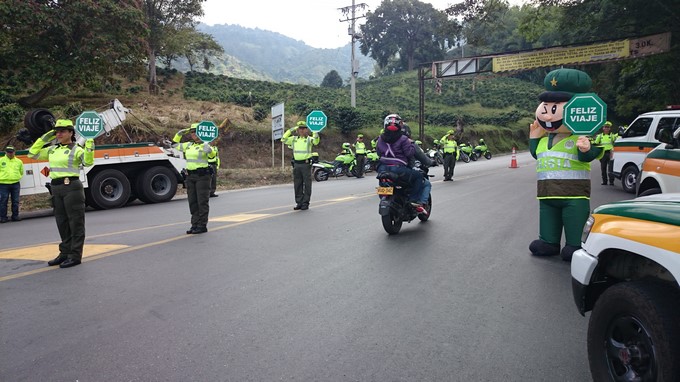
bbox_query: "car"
[571,193,680,381]
[611,108,680,193]
[636,122,680,196]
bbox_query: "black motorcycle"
[376,167,432,235]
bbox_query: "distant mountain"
[197,24,376,85]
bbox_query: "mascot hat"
[539,68,592,102]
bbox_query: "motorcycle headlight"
[581,215,595,244]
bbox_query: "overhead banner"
[492,40,630,72]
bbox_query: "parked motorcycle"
[312,151,359,181]
[458,143,474,162]
[364,150,380,173]
[376,166,432,235]
[427,147,443,166]
[472,139,492,160]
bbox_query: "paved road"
[0,152,632,381]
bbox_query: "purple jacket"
[377,135,415,166]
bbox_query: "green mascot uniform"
[528,68,603,262]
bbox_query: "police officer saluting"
[173,123,217,234]
[29,119,95,268]
[281,121,319,210]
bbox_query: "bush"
[63,101,84,118]
[253,104,268,122]
[0,103,24,134]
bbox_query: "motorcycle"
[376,165,432,235]
[458,143,474,162]
[312,151,359,181]
[364,150,380,174]
[426,147,443,166]
[472,142,492,160]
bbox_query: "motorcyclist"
[376,115,426,215]
[340,142,354,156]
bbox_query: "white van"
[611,109,680,193]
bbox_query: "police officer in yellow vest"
[353,134,367,178]
[440,130,459,181]
[173,123,216,234]
[281,121,319,210]
[29,119,95,268]
[593,121,618,185]
[208,143,220,197]
[528,69,603,262]
[0,146,24,223]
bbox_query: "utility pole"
[339,1,368,108]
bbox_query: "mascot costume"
[528,68,604,262]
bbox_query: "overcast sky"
[200,0,527,49]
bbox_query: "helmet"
[479,138,485,143]
[54,119,74,130]
[401,123,412,138]
[342,142,351,149]
[415,140,422,145]
[383,114,402,131]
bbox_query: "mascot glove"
[40,129,56,142]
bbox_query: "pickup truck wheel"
[621,166,639,194]
[638,187,661,197]
[88,169,131,209]
[136,166,178,204]
[587,281,680,382]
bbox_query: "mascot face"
[535,101,570,133]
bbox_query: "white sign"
[271,103,284,140]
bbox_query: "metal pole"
[418,67,425,141]
[350,0,356,108]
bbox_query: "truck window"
[622,117,653,138]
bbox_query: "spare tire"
[24,108,55,137]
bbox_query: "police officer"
[29,119,95,268]
[593,121,618,185]
[173,123,216,234]
[353,134,366,178]
[208,141,220,197]
[440,130,459,181]
[281,121,319,210]
[0,146,23,223]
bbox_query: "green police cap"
[5,146,15,152]
[54,119,75,130]
[357,134,364,138]
[539,68,592,102]
[603,121,612,127]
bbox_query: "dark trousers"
[186,172,211,228]
[355,154,365,178]
[443,152,456,179]
[293,162,312,206]
[209,163,218,194]
[51,180,86,261]
[0,182,20,219]
[599,150,613,184]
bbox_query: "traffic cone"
[509,146,519,168]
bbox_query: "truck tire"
[24,109,55,137]
[621,166,639,194]
[135,166,178,204]
[87,169,131,209]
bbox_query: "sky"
[200,0,526,50]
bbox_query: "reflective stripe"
[536,151,578,161]
[293,137,313,160]
[186,158,208,164]
[537,170,590,180]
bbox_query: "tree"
[160,28,223,72]
[0,0,148,106]
[359,0,459,74]
[143,0,205,94]
[321,70,344,88]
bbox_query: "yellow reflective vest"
[0,156,23,184]
[536,135,596,199]
[175,142,216,170]
[29,139,94,178]
[281,129,320,160]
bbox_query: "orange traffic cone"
[509,146,519,168]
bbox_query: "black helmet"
[383,114,402,132]
[401,123,411,138]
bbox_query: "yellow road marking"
[329,196,358,202]
[0,244,128,261]
[211,213,270,222]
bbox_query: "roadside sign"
[196,120,218,143]
[75,111,103,139]
[306,110,327,132]
[563,93,607,135]
[272,103,284,140]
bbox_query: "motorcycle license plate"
[376,186,394,195]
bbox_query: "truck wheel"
[87,169,131,209]
[621,166,639,194]
[587,281,680,382]
[638,187,661,197]
[24,108,55,136]
[136,166,178,204]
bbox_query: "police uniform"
[0,146,23,222]
[440,131,458,181]
[29,120,95,268]
[593,124,618,185]
[173,125,216,234]
[281,122,319,210]
[353,135,366,178]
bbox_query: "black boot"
[560,245,580,262]
[529,240,560,257]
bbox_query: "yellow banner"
[492,40,630,72]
